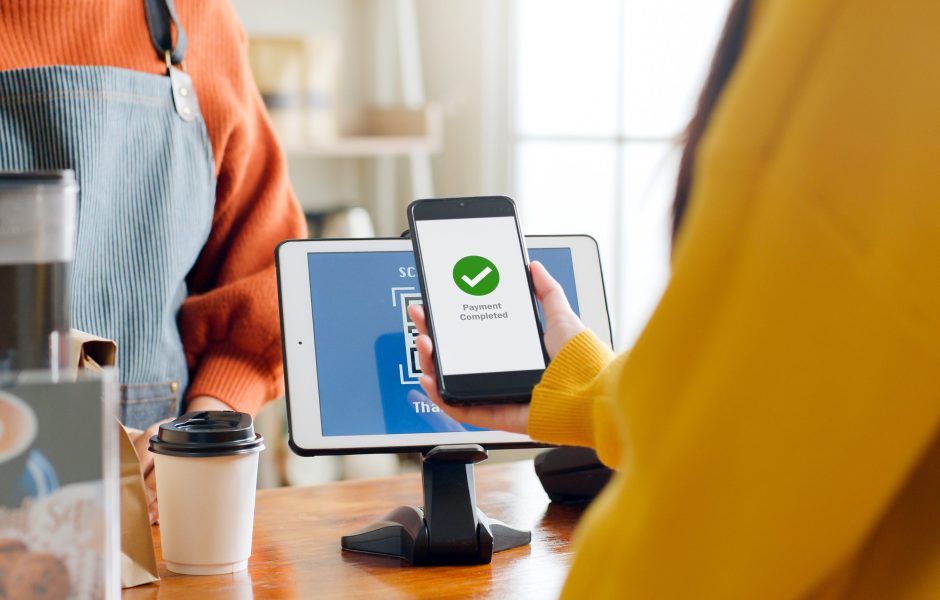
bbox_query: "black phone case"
[407,196,548,406]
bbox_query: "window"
[512,0,731,347]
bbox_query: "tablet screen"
[306,248,581,437]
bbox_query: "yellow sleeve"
[556,0,940,598]
[527,330,623,468]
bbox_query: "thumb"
[531,261,572,319]
[530,261,586,358]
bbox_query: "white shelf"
[284,105,442,158]
[285,136,437,158]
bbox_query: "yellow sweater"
[528,0,940,598]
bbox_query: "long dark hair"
[672,0,754,241]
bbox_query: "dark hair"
[672,0,754,241]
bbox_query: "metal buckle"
[164,49,185,74]
[166,50,196,122]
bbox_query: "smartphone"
[407,196,548,405]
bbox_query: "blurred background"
[233,0,732,487]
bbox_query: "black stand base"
[341,444,531,565]
[534,447,613,504]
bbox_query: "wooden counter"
[123,461,585,599]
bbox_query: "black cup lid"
[149,411,264,458]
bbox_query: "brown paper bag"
[70,328,117,370]
[72,329,160,588]
[117,424,160,587]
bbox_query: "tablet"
[276,235,612,455]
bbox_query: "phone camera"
[459,201,465,207]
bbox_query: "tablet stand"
[341,444,531,565]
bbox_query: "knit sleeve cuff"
[186,346,283,416]
[527,329,615,447]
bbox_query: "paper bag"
[70,328,117,370]
[117,424,160,587]
[72,328,160,587]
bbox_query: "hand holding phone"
[407,261,586,430]
[408,196,548,405]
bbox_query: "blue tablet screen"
[307,248,580,436]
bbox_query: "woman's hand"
[407,261,585,433]
[529,261,588,358]
[128,395,233,523]
[126,420,170,524]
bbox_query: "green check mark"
[453,255,500,296]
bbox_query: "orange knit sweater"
[0,0,306,415]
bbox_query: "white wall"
[416,0,487,197]
[228,0,501,222]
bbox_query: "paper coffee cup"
[149,411,264,575]
[0,390,38,506]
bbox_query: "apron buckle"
[164,49,185,74]
[166,51,197,123]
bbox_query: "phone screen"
[414,215,546,377]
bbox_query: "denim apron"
[0,1,214,428]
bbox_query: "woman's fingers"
[408,304,427,335]
[414,331,529,434]
[530,261,586,357]
[145,470,159,524]
[531,260,576,325]
[422,389,530,434]
[136,427,158,523]
[130,419,174,524]
[531,261,567,309]
[132,427,156,479]
[405,287,531,434]
[409,303,439,383]
[414,333,437,381]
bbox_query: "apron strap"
[143,0,187,66]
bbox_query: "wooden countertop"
[123,460,586,599]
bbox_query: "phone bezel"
[407,196,550,405]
